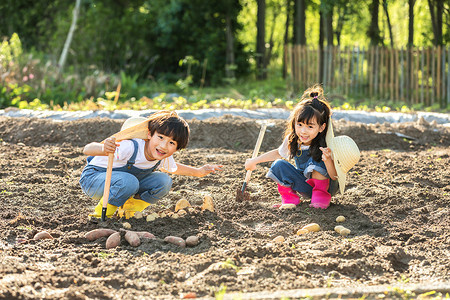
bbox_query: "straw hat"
[325,118,361,194]
[121,116,148,131]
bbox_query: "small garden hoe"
[237,123,267,200]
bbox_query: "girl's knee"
[271,159,290,171]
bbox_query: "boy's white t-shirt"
[88,139,177,173]
[278,136,310,159]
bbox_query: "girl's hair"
[147,110,190,150]
[285,85,331,161]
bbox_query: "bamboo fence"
[285,45,450,108]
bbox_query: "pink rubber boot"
[307,178,331,209]
[273,184,300,208]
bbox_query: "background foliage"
[0,0,449,111]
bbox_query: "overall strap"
[125,139,139,169]
[150,160,162,171]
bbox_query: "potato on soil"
[133,211,143,219]
[136,231,155,239]
[34,231,53,240]
[334,226,351,236]
[122,222,132,229]
[273,236,285,243]
[146,213,158,222]
[84,229,117,241]
[279,203,296,209]
[201,195,215,212]
[175,199,191,212]
[164,236,186,248]
[336,216,346,223]
[106,232,121,249]
[301,223,320,232]
[125,231,141,247]
[334,225,345,234]
[185,236,199,247]
[296,228,309,235]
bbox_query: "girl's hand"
[320,147,333,162]
[245,158,257,171]
[103,137,118,154]
[198,164,223,177]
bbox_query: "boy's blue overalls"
[80,139,172,218]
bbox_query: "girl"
[80,110,223,218]
[245,85,338,209]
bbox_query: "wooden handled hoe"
[240,123,267,195]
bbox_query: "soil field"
[0,115,449,299]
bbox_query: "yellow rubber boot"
[117,197,150,219]
[89,198,118,218]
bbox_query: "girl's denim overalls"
[266,147,339,197]
[79,140,172,207]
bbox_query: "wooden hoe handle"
[101,153,114,221]
[241,123,267,192]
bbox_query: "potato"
[273,236,285,243]
[279,203,296,209]
[175,199,191,212]
[177,209,187,216]
[181,292,197,299]
[340,228,351,236]
[106,232,121,249]
[34,231,53,240]
[185,236,199,247]
[296,228,309,235]
[336,216,346,223]
[146,213,158,222]
[122,222,132,229]
[133,211,143,219]
[301,223,320,232]
[125,231,141,247]
[84,229,117,241]
[136,231,155,239]
[334,226,351,236]
[201,195,215,212]
[334,225,345,234]
[164,236,186,248]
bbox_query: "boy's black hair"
[286,85,331,161]
[147,111,190,150]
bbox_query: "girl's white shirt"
[278,136,310,159]
[88,139,177,172]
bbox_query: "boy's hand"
[103,137,118,154]
[245,158,257,171]
[198,164,223,177]
[320,147,333,162]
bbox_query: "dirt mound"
[0,115,449,299]
[1,115,448,151]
